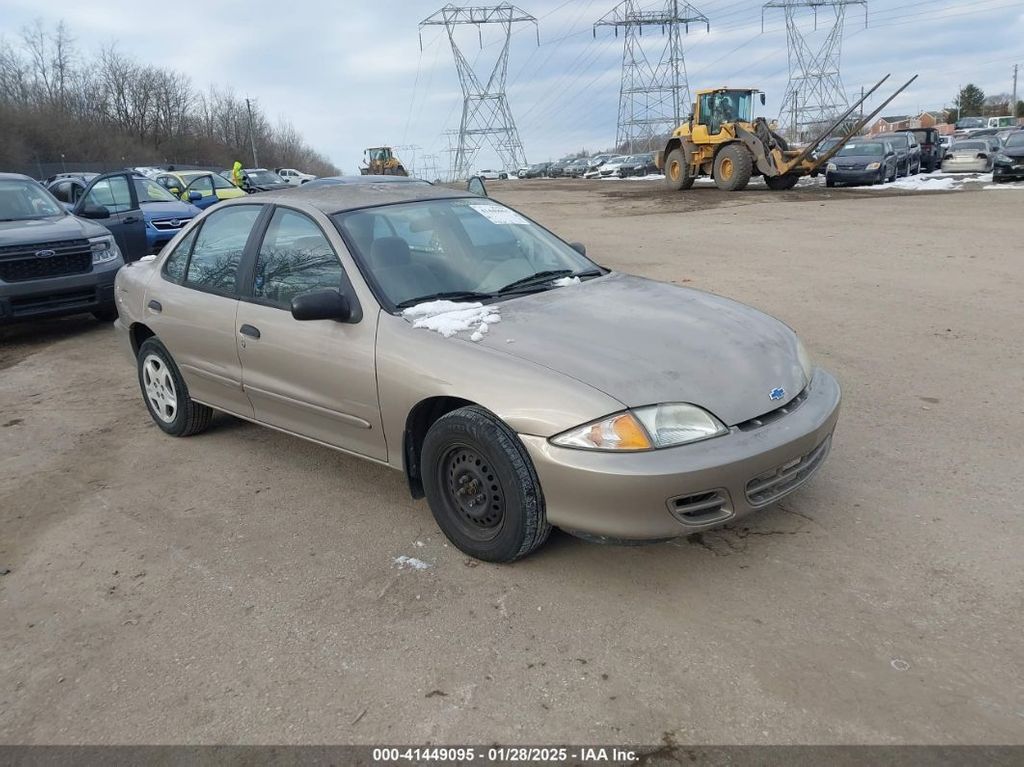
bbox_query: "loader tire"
[664,148,694,191]
[713,144,752,191]
[765,173,800,191]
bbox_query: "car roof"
[0,172,36,182]
[236,182,476,215]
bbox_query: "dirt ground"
[1,179,1022,746]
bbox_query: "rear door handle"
[147,299,162,313]
[239,324,261,339]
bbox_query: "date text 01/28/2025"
[372,746,639,762]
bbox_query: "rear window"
[953,141,986,151]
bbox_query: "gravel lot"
[1,180,1022,745]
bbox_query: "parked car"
[112,182,839,562]
[598,156,630,177]
[811,137,844,162]
[898,128,943,173]
[522,163,550,179]
[546,161,569,178]
[48,174,201,254]
[515,165,531,179]
[869,132,920,176]
[476,169,509,180]
[275,168,316,186]
[45,172,99,203]
[618,153,658,177]
[825,140,898,187]
[236,168,290,193]
[939,135,953,151]
[299,175,432,189]
[941,139,996,174]
[993,130,1024,182]
[954,116,986,138]
[154,171,248,210]
[0,172,126,323]
[564,159,590,178]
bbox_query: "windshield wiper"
[497,268,603,294]
[396,290,495,310]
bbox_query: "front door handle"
[239,324,261,339]
[147,299,162,313]
[124,216,139,224]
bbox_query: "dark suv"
[870,132,921,176]
[899,128,943,173]
[0,172,128,323]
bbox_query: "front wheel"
[137,338,212,437]
[713,144,752,191]
[421,406,551,562]
[663,148,695,191]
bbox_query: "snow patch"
[394,555,431,571]
[553,276,581,287]
[402,300,501,341]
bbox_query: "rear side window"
[254,208,342,308]
[185,206,261,294]
[162,228,197,282]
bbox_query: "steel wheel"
[720,157,735,181]
[438,444,505,543]
[142,353,177,424]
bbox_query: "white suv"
[275,168,316,186]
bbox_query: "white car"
[597,156,629,178]
[477,169,509,180]
[275,168,316,186]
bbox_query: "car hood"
[0,213,109,246]
[1000,145,1024,158]
[140,201,201,218]
[471,273,807,426]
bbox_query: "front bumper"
[521,368,842,540]
[0,261,120,323]
[993,164,1024,181]
[827,168,883,185]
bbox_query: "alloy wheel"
[142,353,177,424]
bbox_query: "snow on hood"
[402,300,501,342]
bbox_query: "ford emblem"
[769,387,786,401]
[35,249,56,258]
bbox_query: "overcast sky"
[3,0,1023,174]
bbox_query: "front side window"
[84,175,133,213]
[185,205,262,294]
[333,198,600,310]
[163,228,197,283]
[185,176,214,198]
[254,208,342,307]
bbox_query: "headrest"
[370,236,411,269]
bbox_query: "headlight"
[995,153,1012,164]
[796,337,814,384]
[827,163,837,171]
[865,162,881,170]
[89,235,122,265]
[550,404,726,451]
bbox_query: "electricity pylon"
[595,1,710,154]
[763,0,868,141]
[420,4,538,179]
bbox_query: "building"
[870,115,912,135]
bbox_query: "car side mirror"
[467,176,488,197]
[291,288,353,322]
[78,204,110,219]
[569,242,586,256]
[188,191,202,202]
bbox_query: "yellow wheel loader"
[656,75,918,192]
[360,146,409,177]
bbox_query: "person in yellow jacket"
[231,161,244,188]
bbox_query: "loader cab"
[695,89,761,137]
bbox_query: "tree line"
[949,84,1024,123]
[0,21,340,176]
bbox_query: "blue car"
[47,174,202,253]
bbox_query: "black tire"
[888,165,897,183]
[421,406,551,563]
[765,173,800,191]
[663,147,694,191]
[136,338,213,437]
[713,144,752,191]
[93,306,118,322]
[825,178,835,188]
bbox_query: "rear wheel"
[713,144,752,191]
[421,406,551,562]
[663,148,694,191]
[765,173,800,191]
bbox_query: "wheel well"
[664,138,683,158]
[129,322,155,357]
[403,396,476,499]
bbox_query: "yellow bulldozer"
[656,74,917,192]
[360,146,408,177]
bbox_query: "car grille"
[151,217,192,231]
[0,239,92,282]
[735,386,809,432]
[666,489,733,526]
[8,288,98,317]
[745,436,832,507]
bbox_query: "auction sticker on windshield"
[470,203,530,225]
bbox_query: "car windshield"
[134,178,178,203]
[956,117,985,129]
[838,143,884,157]
[247,170,283,184]
[333,197,601,310]
[1004,133,1024,148]
[0,178,65,220]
